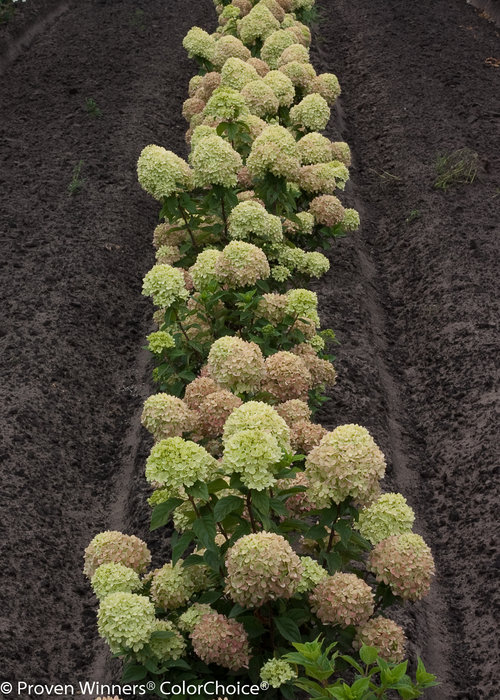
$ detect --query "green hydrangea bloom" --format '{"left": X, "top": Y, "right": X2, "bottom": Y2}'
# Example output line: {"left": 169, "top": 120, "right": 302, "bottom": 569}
{"left": 97, "top": 592, "right": 156, "bottom": 654}
{"left": 247, "top": 124, "right": 300, "bottom": 180}
{"left": 356, "top": 493, "right": 415, "bottom": 545}
{"left": 342, "top": 207, "right": 361, "bottom": 231}
{"left": 137, "top": 145, "right": 193, "bottom": 201}
{"left": 190, "top": 124, "right": 217, "bottom": 150}
{"left": 183, "top": 26, "right": 216, "bottom": 62}
{"left": 91, "top": 563, "right": 142, "bottom": 600}
{"left": 223, "top": 428, "right": 283, "bottom": 490}
{"left": 142, "top": 264, "right": 188, "bottom": 309}
{"left": 141, "top": 394, "right": 194, "bottom": 441}
{"left": 207, "top": 336, "right": 266, "bottom": 394}
{"left": 285, "top": 288, "right": 319, "bottom": 320}
{"left": 260, "top": 659, "right": 297, "bottom": 688}
{"left": 279, "top": 60, "right": 316, "bottom": 89}
{"left": 178, "top": 603, "right": 213, "bottom": 633}
{"left": 263, "top": 70, "right": 295, "bottom": 107}
{"left": 146, "top": 331, "right": 175, "bottom": 354}
{"left": 261, "top": 29, "right": 296, "bottom": 69}
{"left": 191, "top": 134, "right": 242, "bottom": 188}
{"left": 189, "top": 249, "right": 222, "bottom": 291}
{"left": 221, "top": 57, "right": 259, "bottom": 90}
{"left": 223, "top": 401, "right": 291, "bottom": 451}
{"left": 215, "top": 240, "right": 270, "bottom": 288}
{"left": 228, "top": 200, "right": 283, "bottom": 243}
{"left": 238, "top": 4, "right": 280, "bottom": 46}
{"left": 277, "top": 43, "right": 310, "bottom": 66}
{"left": 296, "top": 556, "right": 328, "bottom": 593}
{"left": 301, "top": 251, "right": 330, "bottom": 278}
{"left": 310, "top": 72, "right": 341, "bottom": 105}
{"left": 145, "top": 437, "right": 218, "bottom": 489}
{"left": 308, "top": 334, "right": 325, "bottom": 352}
{"left": 212, "top": 34, "right": 251, "bottom": 70}
{"left": 271, "top": 265, "right": 291, "bottom": 282}
{"left": 145, "top": 619, "right": 186, "bottom": 662}
{"left": 150, "top": 561, "right": 196, "bottom": 610}
{"left": 297, "top": 132, "right": 333, "bottom": 165}
{"left": 290, "top": 93, "right": 330, "bottom": 132}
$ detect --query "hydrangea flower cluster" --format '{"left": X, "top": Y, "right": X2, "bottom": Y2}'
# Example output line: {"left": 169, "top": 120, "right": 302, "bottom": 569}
{"left": 137, "top": 146, "right": 193, "bottom": 200}
{"left": 225, "top": 532, "right": 303, "bottom": 606}
{"left": 146, "top": 619, "right": 186, "bottom": 662}
{"left": 263, "top": 350, "right": 311, "bottom": 401}
{"left": 310, "top": 573, "right": 375, "bottom": 627}
{"left": 356, "top": 492, "right": 415, "bottom": 544}
{"left": 223, "top": 401, "right": 291, "bottom": 451}
{"left": 178, "top": 603, "right": 213, "bottom": 633}
{"left": 369, "top": 533, "right": 435, "bottom": 600}
{"left": 191, "top": 612, "right": 251, "bottom": 670}
{"left": 150, "top": 561, "right": 196, "bottom": 610}
{"left": 228, "top": 200, "right": 283, "bottom": 244}
{"left": 141, "top": 394, "right": 195, "bottom": 441}
{"left": 260, "top": 659, "right": 297, "bottom": 688}
{"left": 305, "top": 424, "right": 386, "bottom": 507}
{"left": 296, "top": 556, "right": 329, "bottom": 593}
{"left": 84, "top": 531, "right": 151, "bottom": 579}
{"left": 142, "top": 264, "right": 189, "bottom": 309}
{"left": 215, "top": 240, "right": 270, "bottom": 288}
{"left": 223, "top": 428, "right": 283, "bottom": 489}
{"left": 354, "top": 616, "right": 407, "bottom": 663}
{"left": 145, "top": 437, "right": 218, "bottom": 489}
{"left": 97, "top": 592, "right": 156, "bottom": 654}
{"left": 91, "top": 563, "right": 142, "bottom": 601}
{"left": 207, "top": 336, "right": 266, "bottom": 394}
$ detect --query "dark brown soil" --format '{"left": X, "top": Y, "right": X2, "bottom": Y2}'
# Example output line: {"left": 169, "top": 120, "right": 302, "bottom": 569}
{"left": 0, "top": 1, "right": 498, "bottom": 699}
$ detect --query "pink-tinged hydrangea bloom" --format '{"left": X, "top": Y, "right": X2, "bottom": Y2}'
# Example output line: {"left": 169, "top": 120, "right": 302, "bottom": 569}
{"left": 182, "top": 95, "right": 205, "bottom": 122}
{"left": 356, "top": 493, "right": 415, "bottom": 545}
{"left": 308, "top": 72, "right": 341, "bottom": 105}
{"left": 153, "top": 221, "right": 187, "bottom": 249}
{"left": 155, "top": 245, "right": 181, "bottom": 265}
{"left": 215, "top": 240, "right": 270, "bottom": 288}
{"left": 196, "top": 72, "right": 222, "bottom": 101}
{"left": 141, "top": 394, "right": 195, "bottom": 441}
{"left": 276, "top": 471, "right": 314, "bottom": 517}
{"left": 291, "top": 419, "right": 328, "bottom": 454}
{"left": 207, "top": 336, "right": 266, "bottom": 394}
{"left": 283, "top": 211, "right": 315, "bottom": 236}
{"left": 223, "top": 401, "right": 291, "bottom": 451}
{"left": 290, "top": 93, "right": 331, "bottom": 132}
{"left": 150, "top": 561, "right": 196, "bottom": 610}
{"left": 309, "top": 194, "right": 345, "bottom": 227}
{"left": 263, "top": 351, "right": 311, "bottom": 402}
{"left": 84, "top": 532, "right": 151, "bottom": 579}
{"left": 275, "top": 399, "right": 312, "bottom": 426}
{"left": 331, "top": 141, "right": 351, "bottom": 166}
{"left": 305, "top": 424, "right": 386, "bottom": 507}
{"left": 191, "top": 612, "right": 250, "bottom": 670}
{"left": 291, "top": 344, "right": 337, "bottom": 388}
{"left": 225, "top": 532, "right": 303, "bottom": 606}
{"left": 354, "top": 616, "right": 407, "bottom": 663}
{"left": 261, "top": 0, "right": 286, "bottom": 22}
{"left": 212, "top": 34, "right": 251, "bottom": 70}
{"left": 184, "top": 376, "right": 221, "bottom": 409}
{"left": 279, "top": 60, "right": 316, "bottom": 90}
{"left": 247, "top": 56, "right": 270, "bottom": 77}
{"left": 241, "top": 79, "right": 280, "bottom": 118}
{"left": 191, "top": 134, "right": 242, "bottom": 189}
{"left": 369, "top": 533, "right": 435, "bottom": 601}
{"left": 189, "top": 75, "right": 204, "bottom": 97}
{"left": 97, "top": 592, "right": 156, "bottom": 654}
{"left": 298, "top": 163, "right": 338, "bottom": 194}
{"left": 278, "top": 43, "right": 310, "bottom": 67}
{"left": 198, "top": 390, "right": 243, "bottom": 438}
{"left": 137, "top": 146, "right": 193, "bottom": 201}
{"left": 310, "top": 573, "right": 375, "bottom": 628}
{"left": 256, "top": 292, "right": 287, "bottom": 324}
{"left": 247, "top": 125, "right": 301, "bottom": 180}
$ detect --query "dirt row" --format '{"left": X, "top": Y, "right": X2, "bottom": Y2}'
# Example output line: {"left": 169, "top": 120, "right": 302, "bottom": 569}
{"left": 0, "top": 1, "right": 498, "bottom": 698}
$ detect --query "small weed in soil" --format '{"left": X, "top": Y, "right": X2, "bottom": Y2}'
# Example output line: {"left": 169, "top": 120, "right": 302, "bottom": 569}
{"left": 68, "top": 160, "right": 84, "bottom": 196}
{"left": 434, "top": 147, "right": 479, "bottom": 190}
{"left": 130, "top": 8, "right": 145, "bottom": 31}
{"left": 84, "top": 97, "right": 102, "bottom": 118}
{"left": 405, "top": 209, "right": 422, "bottom": 224}
{"left": 369, "top": 167, "right": 402, "bottom": 183}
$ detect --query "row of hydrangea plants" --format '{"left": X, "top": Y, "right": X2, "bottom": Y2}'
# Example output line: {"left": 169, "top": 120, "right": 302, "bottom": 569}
{"left": 85, "top": 1, "right": 438, "bottom": 698}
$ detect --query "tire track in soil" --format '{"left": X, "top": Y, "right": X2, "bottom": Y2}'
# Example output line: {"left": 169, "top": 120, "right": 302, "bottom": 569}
{"left": 0, "top": 0, "right": 214, "bottom": 688}
{"left": 313, "top": 1, "right": 499, "bottom": 698}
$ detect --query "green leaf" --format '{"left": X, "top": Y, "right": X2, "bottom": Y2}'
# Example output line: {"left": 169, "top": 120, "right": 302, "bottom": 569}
{"left": 196, "top": 590, "right": 222, "bottom": 604}
{"left": 251, "top": 490, "right": 270, "bottom": 515}
{"left": 340, "top": 655, "right": 363, "bottom": 675}
{"left": 416, "top": 657, "right": 438, "bottom": 686}
{"left": 121, "top": 664, "right": 147, "bottom": 683}
{"left": 188, "top": 481, "right": 209, "bottom": 501}
{"left": 275, "top": 616, "right": 302, "bottom": 643}
{"left": 323, "top": 551, "right": 342, "bottom": 574}
{"left": 150, "top": 630, "right": 176, "bottom": 641}
{"left": 334, "top": 519, "right": 352, "bottom": 545}
{"left": 192, "top": 515, "right": 216, "bottom": 550}
{"left": 208, "top": 478, "right": 231, "bottom": 494}
{"left": 239, "top": 615, "right": 266, "bottom": 639}
{"left": 359, "top": 644, "right": 379, "bottom": 666}
{"left": 150, "top": 498, "right": 183, "bottom": 531}
{"left": 213, "top": 495, "right": 244, "bottom": 522}
{"left": 172, "top": 531, "right": 194, "bottom": 565}
{"left": 306, "top": 524, "right": 327, "bottom": 541}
